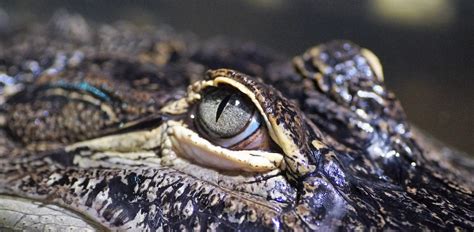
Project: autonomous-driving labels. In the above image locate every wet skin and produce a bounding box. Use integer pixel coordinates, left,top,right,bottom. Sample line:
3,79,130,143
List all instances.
0,13,473,231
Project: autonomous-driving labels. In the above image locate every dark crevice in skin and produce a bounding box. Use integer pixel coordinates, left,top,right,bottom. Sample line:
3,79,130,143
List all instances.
85,180,107,207
0,15,473,231
49,148,76,167
105,175,142,226
101,114,165,137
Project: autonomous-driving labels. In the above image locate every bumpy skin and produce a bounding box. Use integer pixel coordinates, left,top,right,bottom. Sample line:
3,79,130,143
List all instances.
0,12,473,231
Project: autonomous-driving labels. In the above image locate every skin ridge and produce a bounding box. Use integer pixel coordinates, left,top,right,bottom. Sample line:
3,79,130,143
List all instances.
0,12,472,231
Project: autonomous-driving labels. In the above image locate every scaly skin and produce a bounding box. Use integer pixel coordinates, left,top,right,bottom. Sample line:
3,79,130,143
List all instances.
0,12,472,231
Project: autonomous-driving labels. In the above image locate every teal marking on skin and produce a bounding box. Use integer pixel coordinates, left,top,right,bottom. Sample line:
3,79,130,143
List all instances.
50,81,111,102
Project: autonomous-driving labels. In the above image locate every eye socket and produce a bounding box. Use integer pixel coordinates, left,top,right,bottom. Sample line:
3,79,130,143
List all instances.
195,86,263,148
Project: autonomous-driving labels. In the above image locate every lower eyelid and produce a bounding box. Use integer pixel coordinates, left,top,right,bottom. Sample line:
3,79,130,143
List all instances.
230,126,271,151
211,113,261,147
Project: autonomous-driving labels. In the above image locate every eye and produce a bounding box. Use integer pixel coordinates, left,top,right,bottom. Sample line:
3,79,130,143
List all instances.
195,86,268,149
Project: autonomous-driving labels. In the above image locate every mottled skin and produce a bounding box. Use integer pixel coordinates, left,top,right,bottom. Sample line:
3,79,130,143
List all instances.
0,13,473,231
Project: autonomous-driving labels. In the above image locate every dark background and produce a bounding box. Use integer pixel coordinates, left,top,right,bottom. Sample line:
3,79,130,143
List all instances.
1,0,472,154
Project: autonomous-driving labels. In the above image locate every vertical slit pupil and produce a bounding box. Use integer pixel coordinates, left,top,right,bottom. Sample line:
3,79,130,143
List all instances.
215,94,232,122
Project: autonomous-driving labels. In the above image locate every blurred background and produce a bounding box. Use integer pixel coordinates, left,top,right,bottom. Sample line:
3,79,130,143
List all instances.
0,0,472,154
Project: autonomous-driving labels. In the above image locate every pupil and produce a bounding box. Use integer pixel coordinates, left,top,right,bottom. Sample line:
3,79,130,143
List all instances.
197,87,254,138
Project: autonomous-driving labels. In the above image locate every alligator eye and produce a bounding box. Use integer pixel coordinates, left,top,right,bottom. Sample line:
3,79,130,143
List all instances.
196,86,267,149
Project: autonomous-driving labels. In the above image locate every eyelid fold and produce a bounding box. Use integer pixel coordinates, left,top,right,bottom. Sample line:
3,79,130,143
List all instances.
160,69,314,174
168,121,283,172
207,69,316,176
